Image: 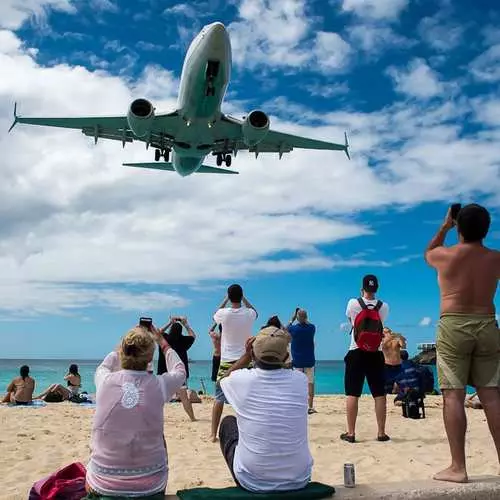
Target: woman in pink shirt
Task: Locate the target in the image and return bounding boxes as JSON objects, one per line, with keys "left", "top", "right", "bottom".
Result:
{"left": 84, "top": 324, "right": 186, "bottom": 499}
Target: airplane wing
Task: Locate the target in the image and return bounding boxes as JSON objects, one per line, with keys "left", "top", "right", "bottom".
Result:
{"left": 8, "top": 103, "right": 180, "bottom": 150}
{"left": 213, "top": 113, "right": 350, "bottom": 159}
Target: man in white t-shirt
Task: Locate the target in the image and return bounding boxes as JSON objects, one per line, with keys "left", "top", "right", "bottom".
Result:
{"left": 341, "top": 274, "right": 390, "bottom": 444}
{"left": 209, "top": 283, "right": 258, "bottom": 442}
{"left": 219, "top": 326, "right": 313, "bottom": 492}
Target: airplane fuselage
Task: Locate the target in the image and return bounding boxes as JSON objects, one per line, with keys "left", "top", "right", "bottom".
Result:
{"left": 171, "top": 22, "right": 231, "bottom": 176}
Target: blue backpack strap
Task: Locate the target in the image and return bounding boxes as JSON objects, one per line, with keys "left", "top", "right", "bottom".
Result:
{"left": 357, "top": 297, "right": 367, "bottom": 309}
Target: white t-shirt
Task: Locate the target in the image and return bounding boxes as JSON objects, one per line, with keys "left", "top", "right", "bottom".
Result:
{"left": 220, "top": 368, "right": 313, "bottom": 492}
{"left": 345, "top": 297, "right": 389, "bottom": 351}
{"left": 213, "top": 307, "right": 257, "bottom": 362}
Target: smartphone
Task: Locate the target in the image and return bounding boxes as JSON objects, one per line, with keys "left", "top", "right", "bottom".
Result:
{"left": 450, "top": 203, "right": 462, "bottom": 221}
{"left": 139, "top": 317, "right": 153, "bottom": 330}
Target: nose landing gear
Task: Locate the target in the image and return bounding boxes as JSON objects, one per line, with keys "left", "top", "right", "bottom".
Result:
{"left": 154, "top": 148, "right": 171, "bottom": 162}
{"left": 216, "top": 153, "right": 232, "bottom": 167}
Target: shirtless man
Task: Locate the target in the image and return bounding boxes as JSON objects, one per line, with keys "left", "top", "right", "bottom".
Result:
{"left": 382, "top": 328, "right": 407, "bottom": 394}
{"left": 425, "top": 203, "right": 500, "bottom": 483}
{"left": 2, "top": 365, "right": 35, "bottom": 404}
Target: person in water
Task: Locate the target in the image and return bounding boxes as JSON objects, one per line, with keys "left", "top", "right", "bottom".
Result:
{"left": 35, "top": 364, "right": 81, "bottom": 402}
{"left": 85, "top": 323, "right": 186, "bottom": 498}
{"left": 2, "top": 365, "right": 35, "bottom": 405}
{"left": 158, "top": 316, "right": 197, "bottom": 421}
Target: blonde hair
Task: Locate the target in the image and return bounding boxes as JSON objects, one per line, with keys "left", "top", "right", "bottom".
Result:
{"left": 119, "top": 327, "right": 155, "bottom": 371}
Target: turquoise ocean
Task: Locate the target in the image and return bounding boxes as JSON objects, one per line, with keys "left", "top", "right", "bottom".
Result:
{"left": 0, "top": 358, "right": 439, "bottom": 396}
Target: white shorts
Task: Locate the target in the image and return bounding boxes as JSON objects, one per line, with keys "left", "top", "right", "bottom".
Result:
{"left": 296, "top": 367, "right": 315, "bottom": 384}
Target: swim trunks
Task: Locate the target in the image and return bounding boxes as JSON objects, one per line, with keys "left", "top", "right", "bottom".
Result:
{"left": 436, "top": 313, "right": 499, "bottom": 390}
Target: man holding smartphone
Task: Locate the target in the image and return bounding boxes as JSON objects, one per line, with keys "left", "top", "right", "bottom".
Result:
{"left": 425, "top": 203, "right": 500, "bottom": 483}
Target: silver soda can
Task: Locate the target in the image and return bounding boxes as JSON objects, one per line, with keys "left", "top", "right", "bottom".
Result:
{"left": 344, "top": 463, "right": 355, "bottom": 487}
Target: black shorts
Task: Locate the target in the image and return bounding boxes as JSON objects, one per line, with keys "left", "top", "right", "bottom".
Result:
{"left": 344, "top": 349, "right": 386, "bottom": 398}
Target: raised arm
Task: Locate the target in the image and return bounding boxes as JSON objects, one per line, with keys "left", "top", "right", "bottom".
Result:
{"left": 287, "top": 308, "right": 299, "bottom": 329}
{"left": 425, "top": 208, "right": 455, "bottom": 267}
{"left": 181, "top": 317, "right": 197, "bottom": 339}
{"left": 150, "top": 326, "right": 187, "bottom": 402}
{"left": 242, "top": 296, "right": 258, "bottom": 318}
{"left": 210, "top": 296, "right": 230, "bottom": 330}
{"left": 95, "top": 351, "right": 121, "bottom": 392}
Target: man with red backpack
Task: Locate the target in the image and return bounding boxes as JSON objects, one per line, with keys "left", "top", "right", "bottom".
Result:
{"left": 341, "top": 274, "right": 390, "bottom": 443}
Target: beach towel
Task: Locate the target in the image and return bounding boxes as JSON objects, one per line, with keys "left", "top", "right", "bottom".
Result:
{"left": 176, "top": 482, "right": 335, "bottom": 500}
{"left": 29, "top": 461, "right": 86, "bottom": 500}
{"left": 3, "top": 399, "right": 47, "bottom": 408}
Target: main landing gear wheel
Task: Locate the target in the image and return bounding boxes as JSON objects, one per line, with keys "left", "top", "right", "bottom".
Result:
{"left": 164, "top": 149, "right": 170, "bottom": 162}
{"left": 225, "top": 154, "right": 232, "bottom": 167}
{"left": 155, "top": 149, "right": 161, "bottom": 161}
{"left": 216, "top": 153, "right": 223, "bottom": 166}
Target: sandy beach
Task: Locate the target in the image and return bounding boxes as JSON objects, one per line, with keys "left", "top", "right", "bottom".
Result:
{"left": 0, "top": 395, "right": 498, "bottom": 499}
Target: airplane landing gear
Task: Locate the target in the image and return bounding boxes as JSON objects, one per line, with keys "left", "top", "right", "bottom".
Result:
{"left": 216, "top": 153, "right": 232, "bottom": 167}
{"left": 154, "top": 148, "right": 171, "bottom": 162}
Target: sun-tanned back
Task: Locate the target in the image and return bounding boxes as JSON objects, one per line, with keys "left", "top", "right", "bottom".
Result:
{"left": 435, "top": 245, "right": 500, "bottom": 314}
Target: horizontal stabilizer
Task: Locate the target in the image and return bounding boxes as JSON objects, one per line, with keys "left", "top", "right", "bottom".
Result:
{"left": 122, "top": 162, "right": 238, "bottom": 175}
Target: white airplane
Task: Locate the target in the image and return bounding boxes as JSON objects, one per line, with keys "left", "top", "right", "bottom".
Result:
{"left": 9, "top": 22, "right": 349, "bottom": 177}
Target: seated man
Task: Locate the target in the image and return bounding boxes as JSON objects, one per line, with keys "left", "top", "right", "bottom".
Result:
{"left": 2, "top": 365, "right": 35, "bottom": 405}
{"left": 393, "top": 351, "right": 421, "bottom": 405}
{"left": 219, "top": 326, "right": 313, "bottom": 493}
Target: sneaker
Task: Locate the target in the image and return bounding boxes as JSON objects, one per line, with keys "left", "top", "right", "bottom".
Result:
{"left": 307, "top": 408, "right": 317, "bottom": 415}
{"left": 340, "top": 432, "right": 355, "bottom": 443}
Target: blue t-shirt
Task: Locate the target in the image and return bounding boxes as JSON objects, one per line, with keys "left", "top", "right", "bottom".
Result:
{"left": 288, "top": 323, "right": 316, "bottom": 368}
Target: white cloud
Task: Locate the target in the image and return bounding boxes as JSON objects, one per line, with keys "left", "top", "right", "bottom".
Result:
{"left": 471, "top": 97, "right": 500, "bottom": 127}
{"left": 469, "top": 44, "right": 500, "bottom": 83}
{"left": 313, "top": 32, "right": 351, "bottom": 72}
{"left": 348, "top": 24, "right": 414, "bottom": 54}
{"left": 89, "top": 0, "right": 117, "bottom": 13}
{"left": 163, "top": 3, "right": 197, "bottom": 19}
{"left": 341, "top": 0, "right": 409, "bottom": 21}
{"left": 418, "top": 14, "right": 464, "bottom": 52}
{"left": 387, "top": 58, "right": 444, "bottom": 99}
{"left": 1, "top": 29, "right": 500, "bottom": 314}
{"left": 228, "top": 0, "right": 350, "bottom": 72}
{"left": 339, "top": 322, "right": 351, "bottom": 332}
{"left": 136, "top": 41, "right": 163, "bottom": 52}
{"left": 419, "top": 317, "right": 432, "bottom": 327}
{"left": 0, "top": 0, "right": 76, "bottom": 29}
{"left": 0, "top": 283, "right": 188, "bottom": 315}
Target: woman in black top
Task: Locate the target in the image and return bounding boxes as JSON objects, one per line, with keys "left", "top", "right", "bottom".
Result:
{"left": 158, "top": 316, "right": 197, "bottom": 421}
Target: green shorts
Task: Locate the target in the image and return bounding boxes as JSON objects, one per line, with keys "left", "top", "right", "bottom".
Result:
{"left": 436, "top": 313, "right": 500, "bottom": 390}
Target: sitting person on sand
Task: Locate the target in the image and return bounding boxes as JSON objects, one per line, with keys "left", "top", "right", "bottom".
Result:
{"left": 382, "top": 327, "right": 407, "bottom": 394}
{"left": 35, "top": 364, "right": 81, "bottom": 402}
{"left": 84, "top": 324, "right": 186, "bottom": 498}
{"left": 158, "top": 316, "right": 197, "bottom": 422}
{"left": 393, "top": 351, "right": 421, "bottom": 406}
{"left": 2, "top": 365, "right": 35, "bottom": 405}
{"left": 218, "top": 326, "right": 313, "bottom": 492}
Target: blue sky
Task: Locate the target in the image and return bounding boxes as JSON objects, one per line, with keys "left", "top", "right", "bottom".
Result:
{"left": 0, "top": 0, "right": 499, "bottom": 360}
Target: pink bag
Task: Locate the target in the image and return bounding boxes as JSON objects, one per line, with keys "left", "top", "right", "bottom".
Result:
{"left": 28, "top": 462, "right": 86, "bottom": 500}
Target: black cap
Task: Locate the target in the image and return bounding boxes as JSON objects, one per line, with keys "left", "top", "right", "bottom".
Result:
{"left": 363, "top": 274, "right": 378, "bottom": 293}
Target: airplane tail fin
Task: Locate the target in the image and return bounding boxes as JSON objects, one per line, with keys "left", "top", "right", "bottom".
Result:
{"left": 122, "top": 162, "right": 239, "bottom": 175}
{"left": 8, "top": 102, "right": 18, "bottom": 133}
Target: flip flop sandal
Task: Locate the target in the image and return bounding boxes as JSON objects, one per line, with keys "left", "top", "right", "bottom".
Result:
{"left": 340, "top": 432, "right": 356, "bottom": 443}
{"left": 377, "top": 434, "right": 391, "bottom": 442}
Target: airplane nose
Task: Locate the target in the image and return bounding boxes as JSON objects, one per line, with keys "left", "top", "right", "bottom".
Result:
{"left": 206, "top": 22, "right": 228, "bottom": 45}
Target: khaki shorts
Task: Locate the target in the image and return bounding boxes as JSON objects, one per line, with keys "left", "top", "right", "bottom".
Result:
{"left": 296, "top": 367, "right": 315, "bottom": 384}
{"left": 436, "top": 314, "right": 499, "bottom": 390}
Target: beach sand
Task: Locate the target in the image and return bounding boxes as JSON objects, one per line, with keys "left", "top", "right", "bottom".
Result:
{"left": 0, "top": 395, "right": 498, "bottom": 499}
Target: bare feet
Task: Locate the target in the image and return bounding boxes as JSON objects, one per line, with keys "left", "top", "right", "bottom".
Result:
{"left": 208, "top": 434, "right": 218, "bottom": 443}
{"left": 433, "top": 466, "right": 468, "bottom": 483}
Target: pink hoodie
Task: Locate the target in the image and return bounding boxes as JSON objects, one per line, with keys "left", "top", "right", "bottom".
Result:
{"left": 85, "top": 347, "right": 186, "bottom": 497}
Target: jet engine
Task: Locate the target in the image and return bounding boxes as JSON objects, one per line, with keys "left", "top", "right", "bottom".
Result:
{"left": 127, "top": 98, "right": 155, "bottom": 138}
{"left": 242, "top": 110, "right": 270, "bottom": 146}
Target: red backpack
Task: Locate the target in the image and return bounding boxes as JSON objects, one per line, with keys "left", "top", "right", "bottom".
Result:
{"left": 353, "top": 298, "right": 384, "bottom": 352}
